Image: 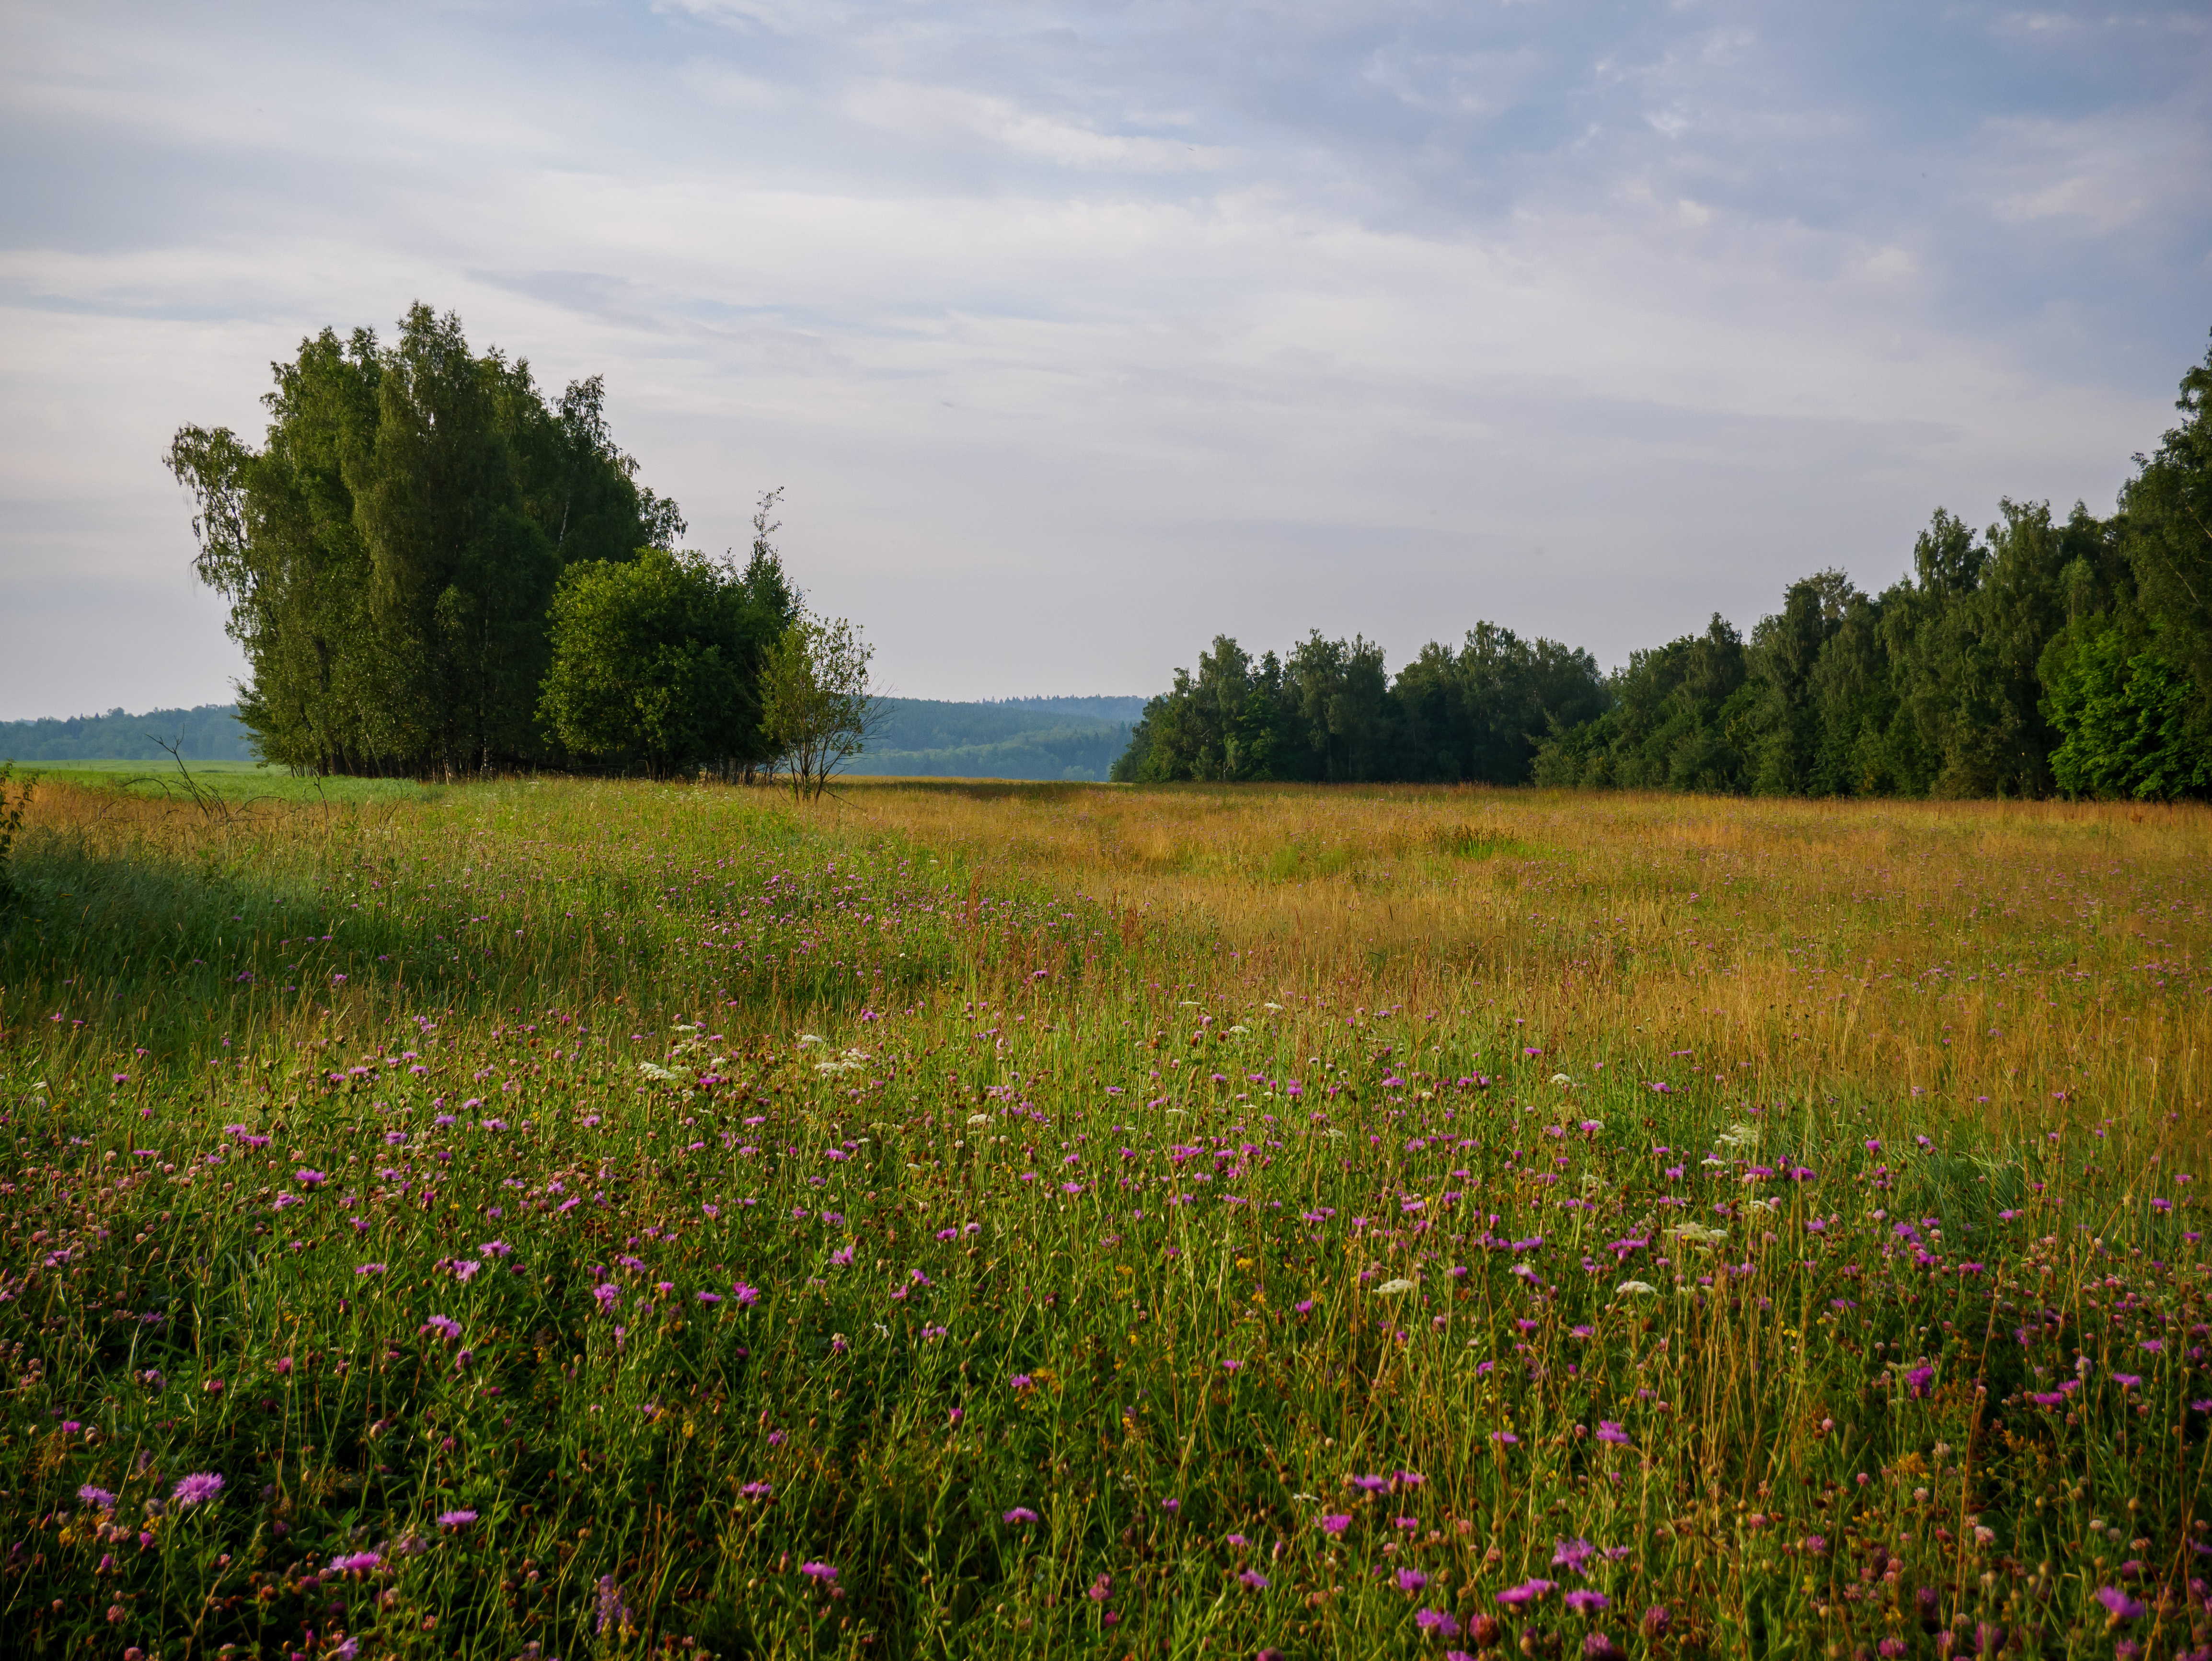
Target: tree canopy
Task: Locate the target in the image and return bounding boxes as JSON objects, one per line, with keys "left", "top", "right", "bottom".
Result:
{"left": 168, "top": 305, "right": 684, "bottom": 775}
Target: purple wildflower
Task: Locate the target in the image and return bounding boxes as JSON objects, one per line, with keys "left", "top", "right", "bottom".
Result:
{"left": 171, "top": 1472, "right": 224, "bottom": 1507}
{"left": 1566, "top": 1589, "right": 1610, "bottom": 1615}
{"left": 423, "top": 1314, "right": 461, "bottom": 1341}
{"left": 1396, "top": 1568, "right": 1429, "bottom": 1593}
{"left": 1497, "top": 1579, "right": 1556, "bottom": 1606}
{"left": 437, "top": 1509, "right": 478, "bottom": 1530}
{"left": 1595, "top": 1421, "right": 1632, "bottom": 1445}
{"left": 1003, "top": 1507, "right": 1040, "bottom": 1524}
{"left": 800, "top": 1562, "right": 839, "bottom": 1582}
{"left": 78, "top": 1485, "right": 116, "bottom": 1511}
{"left": 1239, "top": 1569, "right": 1268, "bottom": 1591}
{"left": 596, "top": 1574, "right": 632, "bottom": 1634}
{"left": 2096, "top": 1587, "right": 2145, "bottom": 1623}
{"left": 1415, "top": 1608, "right": 1461, "bottom": 1636}
{"left": 1319, "top": 1514, "right": 1352, "bottom": 1536}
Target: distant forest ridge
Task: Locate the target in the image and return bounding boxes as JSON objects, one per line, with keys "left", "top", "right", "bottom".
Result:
{"left": 0, "top": 696, "right": 1140, "bottom": 782}
{"left": 0, "top": 704, "right": 258, "bottom": 763}
{"left": 957, "top": 696, "right": 1149, "bottom": 722}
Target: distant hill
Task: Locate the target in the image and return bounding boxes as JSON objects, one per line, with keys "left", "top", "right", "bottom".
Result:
{"left": 0, "top": 704, "right": 257, "bottom": 762}
{"left": 0, "top": 696, "right": 1143, "bottom": 782}
{"left": 847, "top": 697, "right": 1138, "bottom": 781}
{"left": 963, "top": 695, "right": 1148, "bottom": 723}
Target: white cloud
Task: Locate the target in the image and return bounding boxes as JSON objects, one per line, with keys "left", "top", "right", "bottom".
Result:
{"left": 0, "top": 0, "right": 2205, "bottom": 715}
{"left": 838, "top": 80, "right": 1240, "bottom": 172}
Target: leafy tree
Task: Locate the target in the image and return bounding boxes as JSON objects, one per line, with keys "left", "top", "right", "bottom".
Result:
{"left": 738, "top": 487, "right": 802, "bottom": 627}
{"left": 1741, "top": 571, "right": 1854, "bottom": 795}
{"left": 1392, "top": 624, "right": 1606, "bottom": 784}
{"left": 2118, "top": 333, "right": 2212, "bottom": 765}
{"left": 2041, "top": 621, "right": 2209, "bottom": 800}
{"left": 1535, "top": 615, "right": 1749, "bottom": 791}
{"left": 1285, "top": 633, "right": 1391, "bottom": 781}
{"left": 1804, "top": 587, "right": 1895, "bottom": 796}
{"left": 760, "top": 613, "right": 885, "bottom": 801}
{"left": 167, "top": 305, "right": 680, "bottom": 775}
{"left": 538, "top": 549, "right": 782, "bottom": 778}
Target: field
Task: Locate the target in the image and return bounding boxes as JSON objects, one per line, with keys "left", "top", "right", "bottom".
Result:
{"left": 0, "top": 773, "right": 2208, "bottom": 1661}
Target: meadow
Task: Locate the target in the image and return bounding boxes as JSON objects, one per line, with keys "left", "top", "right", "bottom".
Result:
{"left": 0, "top": 771, "right": 2207, "bottom": 1661}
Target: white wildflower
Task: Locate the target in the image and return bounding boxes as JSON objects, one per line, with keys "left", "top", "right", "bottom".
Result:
{"left": 1615, "top": 1280, "right": 1659, "bottom": 1296}
{"left": 1668, "top": 1222, "right": 1730, "bottom": 1247}
{"left": 1375, "top": 1278, "right": 1420, "bottom": 1295}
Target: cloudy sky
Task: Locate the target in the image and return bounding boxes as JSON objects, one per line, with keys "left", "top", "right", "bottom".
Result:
{"left": 3, "top": 0, "right": 2207, "bottom": 716}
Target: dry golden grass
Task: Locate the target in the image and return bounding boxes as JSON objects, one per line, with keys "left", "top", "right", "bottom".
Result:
{"left": 830, "top": 780, "right": 2212, "bottom": 1134}
{"left": 11, "top": 772, "right": 2207, "bottom": 1141}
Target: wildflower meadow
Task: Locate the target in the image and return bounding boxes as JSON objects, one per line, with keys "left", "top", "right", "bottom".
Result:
{"left": 0, "top": 772, "right": 2207, "bottom": 1661}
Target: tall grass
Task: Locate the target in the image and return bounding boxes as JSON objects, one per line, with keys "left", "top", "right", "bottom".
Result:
{"left": 0, "top": 776, "right": 2206, "bottom": 1660}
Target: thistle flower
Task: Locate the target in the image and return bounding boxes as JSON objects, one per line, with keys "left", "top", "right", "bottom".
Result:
{"left": 171, "top": 1472, "right": 224, "bottom": 1507}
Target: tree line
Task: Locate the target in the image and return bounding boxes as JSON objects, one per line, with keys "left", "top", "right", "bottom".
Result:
{"left": 0, "top": 705, "right": 254, "bottom": 763}
{"left": 1115, "top": 334, "right": 2212, "bottom": 801}
{"left": 168, "top": 306, "right": 877, "bottom": 788}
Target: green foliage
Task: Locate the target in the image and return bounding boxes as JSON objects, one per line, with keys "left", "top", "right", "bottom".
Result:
{"left": 167, "top": 305, "right": 682, "bottom": 776}
{"left": 538, "top": 548, "right": 784, "bottom": 778}
{"left": 760, "top": 613, "right": 885, "bottom": 800}
{"left": 2117, "top": 331, "right": 2212, "bottom": 764}
{"left": 1115, "top": 625, "right": 1601, "bottom": 785}
{"left": 2041, "top": 620, "right": 2210, "bottom": 800}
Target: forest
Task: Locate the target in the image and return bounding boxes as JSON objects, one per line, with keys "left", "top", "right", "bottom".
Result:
{"left": 1113, "top": 334, "right": 2212, "bottom": 800}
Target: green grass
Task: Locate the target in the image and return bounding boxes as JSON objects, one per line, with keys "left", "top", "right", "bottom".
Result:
{"left": 0, "top": 777, "right": 2205, "bottom": 1661}
{"left": 19, "top": 761, "right": 275, "bottom": 775}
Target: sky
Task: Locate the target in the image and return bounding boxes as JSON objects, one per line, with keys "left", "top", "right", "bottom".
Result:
{"left": 2, "top": 0, "right": 2208, "bottom": 717}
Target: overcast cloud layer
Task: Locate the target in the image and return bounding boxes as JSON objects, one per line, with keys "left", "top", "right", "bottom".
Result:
{"left": 3, "top": 0, "right": 2208, "bottom": 716}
